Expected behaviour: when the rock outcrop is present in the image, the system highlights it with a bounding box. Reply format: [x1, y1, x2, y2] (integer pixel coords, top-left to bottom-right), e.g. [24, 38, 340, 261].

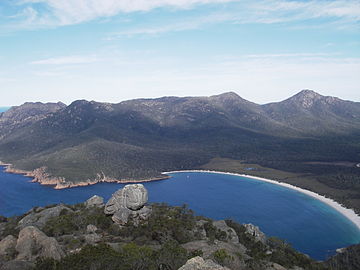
[213, 220, 239, 244]
[84, 224, 101, 245]
[178, 256, 230, 270]
[86, 224, 98, 234]
[105, 184, 148, 214]
[84, 233, 101, 245]
[85, 195, 104, 208]
[104, 184, 151, 225]
[17, 205, 72, 229]
[0, 236, 16, 257]
[265, 262, 288, 270]
[244, 224, 266, 244]
[16, 226, 65, 261]
[182, 240, 247, 266]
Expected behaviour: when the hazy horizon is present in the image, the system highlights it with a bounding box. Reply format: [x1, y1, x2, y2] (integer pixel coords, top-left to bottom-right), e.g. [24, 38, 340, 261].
[1, 88, 358, 107]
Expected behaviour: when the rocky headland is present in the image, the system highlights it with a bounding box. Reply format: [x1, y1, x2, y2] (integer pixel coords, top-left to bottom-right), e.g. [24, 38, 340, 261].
[0, 184, 358, 270]
[1, 162, 170, 189]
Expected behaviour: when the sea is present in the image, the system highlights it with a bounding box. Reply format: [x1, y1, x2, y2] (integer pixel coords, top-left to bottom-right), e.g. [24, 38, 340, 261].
[0, 107, 10, 113]
[0, 168, 359, 260]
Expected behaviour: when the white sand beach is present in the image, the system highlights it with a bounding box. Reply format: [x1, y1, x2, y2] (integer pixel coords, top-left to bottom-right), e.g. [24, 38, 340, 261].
[163, 170, 360, 230]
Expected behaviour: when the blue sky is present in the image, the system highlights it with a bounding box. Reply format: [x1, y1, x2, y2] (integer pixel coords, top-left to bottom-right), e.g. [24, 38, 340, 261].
[0, 0, 359, 106]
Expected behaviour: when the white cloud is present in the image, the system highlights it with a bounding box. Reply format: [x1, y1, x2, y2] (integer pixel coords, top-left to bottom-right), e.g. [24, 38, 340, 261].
[108, 12, 233, 38]
[10, 0, 360, 29]
[18, 0, 237, 26]
[241, 53, 338, 58]
[109, 0, 360, 38]
[31, 55, 99, 65]
[250, 0, 360, 24]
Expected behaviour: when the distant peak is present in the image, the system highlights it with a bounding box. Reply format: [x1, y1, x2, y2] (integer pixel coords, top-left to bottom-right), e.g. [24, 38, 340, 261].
[296, 89, 321, 98]
[218, 91, 240, 98]
[211, 92, 242, 100]
[68, 100, 91, 107]
[285, 90, 343, 109]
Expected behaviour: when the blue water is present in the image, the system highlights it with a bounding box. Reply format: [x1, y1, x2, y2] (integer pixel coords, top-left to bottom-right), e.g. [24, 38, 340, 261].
[0, 107, 10, 112]
[0, 168, 359, 260]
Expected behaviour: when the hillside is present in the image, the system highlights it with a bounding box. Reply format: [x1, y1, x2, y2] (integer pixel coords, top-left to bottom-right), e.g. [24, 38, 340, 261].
[1, 184, 357, 270]
[0, 90, 359, 212]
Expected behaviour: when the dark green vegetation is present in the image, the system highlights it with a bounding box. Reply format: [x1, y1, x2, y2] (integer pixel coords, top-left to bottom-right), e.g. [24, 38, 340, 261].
[34, 241, 189, 270]
[0, 90, 360, 212]
[1, 202, 345, 270]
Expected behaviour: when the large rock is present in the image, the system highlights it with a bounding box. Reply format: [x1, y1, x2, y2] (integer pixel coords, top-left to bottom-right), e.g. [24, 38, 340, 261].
[104, 185, 152, 226]
[178, 256, 230, 270]
[86, 224, 98, 234]
[112, 205, 152, 226]
[112, 207, 132, 225]
[0, 236, 16, 257]
[213, 220, 239, 244]
[195, 220, 207, 240]
[265, 262, 287, 270]
[16, 226, 65, 261]
[17, 205, 72, 229]
[84, 233, 101, 245]
[135, 206, 152, 220]
[244, 224, 266, 244]
[85, 195, 104, 208]
[105, 184, 148, 214]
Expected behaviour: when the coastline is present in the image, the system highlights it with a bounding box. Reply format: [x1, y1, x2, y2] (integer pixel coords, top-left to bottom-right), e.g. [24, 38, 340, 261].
[162, 170, 360, 231]
[0, 162, 170, 189]
[2, 161, 359, 230]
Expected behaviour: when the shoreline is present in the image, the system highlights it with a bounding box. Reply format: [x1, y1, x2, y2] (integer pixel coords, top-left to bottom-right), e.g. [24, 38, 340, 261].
[162, 170, 360, 231]
[1, 161, 359, 230]
[0, 162, 170, 189]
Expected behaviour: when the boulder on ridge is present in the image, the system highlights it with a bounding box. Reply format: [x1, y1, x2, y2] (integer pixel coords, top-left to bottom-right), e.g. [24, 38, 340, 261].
[17, 205, 72, 229]
[85, 195, 104, 208]
[16, 226, 65, 261]
[104, 184, 151, 226]
[244, 223, 266, 244]
[178, 256, 230, 270]
[0, 236, 16, 257]
[213, 220, 239, 244]
[104, 184, 148, 214]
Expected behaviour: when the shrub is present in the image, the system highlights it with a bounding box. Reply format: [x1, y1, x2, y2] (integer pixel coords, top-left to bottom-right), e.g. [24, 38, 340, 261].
[115, 203, 198, 244]
[213, 249, 234, 266]
[155, 240, 188, 270]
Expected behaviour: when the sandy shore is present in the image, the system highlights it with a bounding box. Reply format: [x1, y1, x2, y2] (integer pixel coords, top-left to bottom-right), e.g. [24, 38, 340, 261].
[2, 161, 359, 230]
[163, 170, 360, 230]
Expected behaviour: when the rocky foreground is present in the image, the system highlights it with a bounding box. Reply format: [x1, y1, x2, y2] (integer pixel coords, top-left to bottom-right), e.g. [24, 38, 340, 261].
[0, 184, 358, 270]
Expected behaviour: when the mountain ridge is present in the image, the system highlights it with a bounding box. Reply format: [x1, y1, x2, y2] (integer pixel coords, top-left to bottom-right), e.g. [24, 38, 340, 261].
[0, 89, 359, 213]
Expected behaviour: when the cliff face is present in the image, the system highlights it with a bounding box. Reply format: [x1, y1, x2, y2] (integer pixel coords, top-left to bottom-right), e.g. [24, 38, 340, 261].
[0, 185, 355, 270]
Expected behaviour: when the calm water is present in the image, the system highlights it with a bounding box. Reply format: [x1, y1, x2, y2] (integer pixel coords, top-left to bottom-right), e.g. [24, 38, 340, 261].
[0, 107, 10, 113]
[0, 167, 359, 260]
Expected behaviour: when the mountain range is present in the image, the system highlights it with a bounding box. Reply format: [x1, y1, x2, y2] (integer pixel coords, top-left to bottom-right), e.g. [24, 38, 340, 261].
[0, 90, 359, 208]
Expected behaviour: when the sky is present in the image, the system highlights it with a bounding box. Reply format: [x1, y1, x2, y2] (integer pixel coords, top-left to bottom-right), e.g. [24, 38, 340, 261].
[0, 0, 359, 106]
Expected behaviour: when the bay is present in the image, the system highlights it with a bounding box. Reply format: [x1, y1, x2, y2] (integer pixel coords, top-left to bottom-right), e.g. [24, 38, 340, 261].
[0, 167, 359, 260]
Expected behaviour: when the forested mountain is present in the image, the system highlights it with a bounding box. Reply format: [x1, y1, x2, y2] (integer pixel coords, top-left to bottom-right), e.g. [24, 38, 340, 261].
[0, 90, 359, 211]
